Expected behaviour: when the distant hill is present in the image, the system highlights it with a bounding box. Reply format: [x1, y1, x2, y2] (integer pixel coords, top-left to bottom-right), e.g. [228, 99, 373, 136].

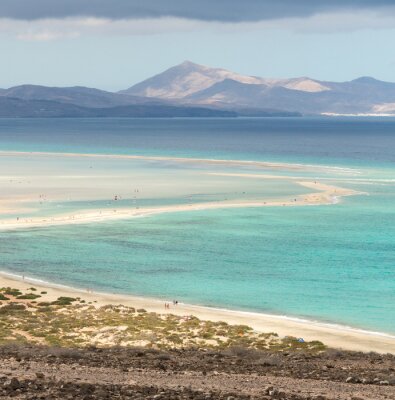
[0, 85, 163, 108]
[0, 97, 90, 118]
[0, 97, 237, 118]
[122, 61, 395, 115]
[3, 62, 395, 117]
[119, 60, 267, 99]
[0, 81, 299, 118]
[120, 61, 329, 99]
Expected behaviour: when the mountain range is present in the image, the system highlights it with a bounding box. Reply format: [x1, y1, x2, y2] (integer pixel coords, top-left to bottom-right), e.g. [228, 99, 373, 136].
[1, 61, 395, 117]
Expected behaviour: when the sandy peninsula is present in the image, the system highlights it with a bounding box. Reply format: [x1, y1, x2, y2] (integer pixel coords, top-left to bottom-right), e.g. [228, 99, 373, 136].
[0, 180, 360, 230]
[0, 150, 364, 230]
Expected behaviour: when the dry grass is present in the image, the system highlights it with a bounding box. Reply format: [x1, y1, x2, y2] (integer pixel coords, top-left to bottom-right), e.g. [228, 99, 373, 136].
[0, 287, 326, 353]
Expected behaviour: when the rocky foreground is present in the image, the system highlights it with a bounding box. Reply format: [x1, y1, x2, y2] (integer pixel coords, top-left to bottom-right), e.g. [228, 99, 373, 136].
[0, 344, 394, 399]
[0, 286, 394, 399]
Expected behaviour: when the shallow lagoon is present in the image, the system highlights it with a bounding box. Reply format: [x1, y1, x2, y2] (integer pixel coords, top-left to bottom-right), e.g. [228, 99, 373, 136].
[0, 117, 394, 334]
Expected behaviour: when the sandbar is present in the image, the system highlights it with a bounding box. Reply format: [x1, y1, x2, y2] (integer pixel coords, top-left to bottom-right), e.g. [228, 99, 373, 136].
[0, 179, 360, 230]
[0, 150, 359, 174]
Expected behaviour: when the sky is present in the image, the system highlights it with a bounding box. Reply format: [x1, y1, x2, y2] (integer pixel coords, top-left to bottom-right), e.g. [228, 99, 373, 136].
[1, 1, 395, 91]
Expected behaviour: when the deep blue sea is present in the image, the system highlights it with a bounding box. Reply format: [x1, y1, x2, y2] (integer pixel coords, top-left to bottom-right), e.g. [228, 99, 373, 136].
[0, 117, 394, 334]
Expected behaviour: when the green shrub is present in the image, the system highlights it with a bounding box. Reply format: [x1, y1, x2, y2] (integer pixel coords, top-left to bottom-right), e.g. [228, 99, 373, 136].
[3, 288, 22, 296]
[17, 293, 41, 300]
[0, 294, 10, 301]
[167, 334, 183, 344]
[0, 303, 26, 314]
[37, 306, 52, 313]
[51, 297, 77, 306]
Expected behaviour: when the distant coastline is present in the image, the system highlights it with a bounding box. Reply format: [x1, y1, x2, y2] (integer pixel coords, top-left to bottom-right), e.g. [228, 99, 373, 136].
[2, 62, 395, 118]
[321, 112, 395, 117]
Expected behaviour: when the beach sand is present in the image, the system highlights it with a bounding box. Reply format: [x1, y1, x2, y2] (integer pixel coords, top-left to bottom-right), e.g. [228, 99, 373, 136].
[1, 273, 394, 354]
[0, 180, 360, 230]
[0, 150, 363, 230]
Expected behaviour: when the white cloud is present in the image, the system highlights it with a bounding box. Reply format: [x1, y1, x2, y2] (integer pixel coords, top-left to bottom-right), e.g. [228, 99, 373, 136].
[0, 17, 212, 41]
[1, 9, 395, 42]
[218, 10, 395, 34]
[273, 10, 395, 34]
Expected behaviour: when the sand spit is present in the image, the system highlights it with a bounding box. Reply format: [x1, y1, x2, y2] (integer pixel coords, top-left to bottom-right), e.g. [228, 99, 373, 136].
[0, 150, 360, 174]
[0, 180, 360, 230]
[0, 150, 362, 230]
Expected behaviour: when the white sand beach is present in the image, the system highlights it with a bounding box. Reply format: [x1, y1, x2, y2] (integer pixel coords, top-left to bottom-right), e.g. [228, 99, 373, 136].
[0, 273, 394, 354]
[0, 149, 361, 231]
[0, 180, 358, 230]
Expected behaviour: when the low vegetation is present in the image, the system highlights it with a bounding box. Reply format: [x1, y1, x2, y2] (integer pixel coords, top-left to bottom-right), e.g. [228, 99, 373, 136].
[0, 287, 326, 352]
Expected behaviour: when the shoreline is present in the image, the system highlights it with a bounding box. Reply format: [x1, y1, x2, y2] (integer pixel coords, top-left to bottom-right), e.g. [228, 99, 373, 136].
[1, 271, 394, 354]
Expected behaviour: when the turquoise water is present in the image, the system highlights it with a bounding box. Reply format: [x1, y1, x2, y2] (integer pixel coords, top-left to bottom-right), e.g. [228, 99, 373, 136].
[0, 118, 394, 334]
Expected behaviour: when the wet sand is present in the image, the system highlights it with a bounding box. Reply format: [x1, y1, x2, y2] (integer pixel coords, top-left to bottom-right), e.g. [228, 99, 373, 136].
[0, 179, 359, 230]
[0, 150, 359, 174]
[0, 150, 362, 231]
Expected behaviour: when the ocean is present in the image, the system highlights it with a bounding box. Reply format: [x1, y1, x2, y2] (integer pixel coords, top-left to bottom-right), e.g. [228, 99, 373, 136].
[0, 117, 394, 335]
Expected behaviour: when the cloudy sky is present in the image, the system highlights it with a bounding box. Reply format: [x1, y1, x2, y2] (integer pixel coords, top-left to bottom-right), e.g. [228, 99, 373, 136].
[1, 1, 395, 90]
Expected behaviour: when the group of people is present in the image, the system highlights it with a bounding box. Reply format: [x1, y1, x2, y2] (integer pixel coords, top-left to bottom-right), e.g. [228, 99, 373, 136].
[164, 300, 178, 309]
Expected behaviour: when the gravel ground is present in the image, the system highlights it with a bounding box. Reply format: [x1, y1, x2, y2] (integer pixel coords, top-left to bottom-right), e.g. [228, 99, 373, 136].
[0, 344, 394, 399]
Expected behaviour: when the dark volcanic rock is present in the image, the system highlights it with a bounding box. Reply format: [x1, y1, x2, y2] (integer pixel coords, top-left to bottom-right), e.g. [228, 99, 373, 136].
[0, 344, 393, 399]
